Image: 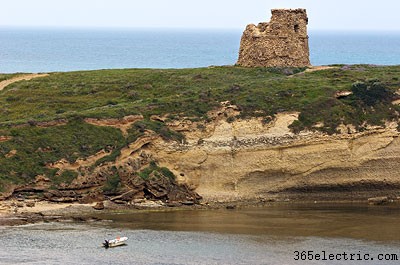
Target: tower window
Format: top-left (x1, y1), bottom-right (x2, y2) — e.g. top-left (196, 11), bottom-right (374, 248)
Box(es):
top-left (294, 24), bottom-right (299, 33)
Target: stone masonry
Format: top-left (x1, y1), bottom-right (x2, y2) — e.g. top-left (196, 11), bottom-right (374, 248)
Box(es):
top-left (237, 9), bottom-right (310, 67)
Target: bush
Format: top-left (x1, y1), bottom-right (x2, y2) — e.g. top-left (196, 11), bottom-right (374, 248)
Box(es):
top-left (127, 120), bottom-right (184, 143)
top-left (103, 173), bottom-right (121, 193)
top-left (290, 80), bottom-right (399, 134)
top-left (351, 80), bottom-right (395, 106)
top-left (52, 170), bottom-right (78, 185)
top-left (138, 161), bottom-right (176, 181)
top-left (160, 167), bottom-right (176, 180)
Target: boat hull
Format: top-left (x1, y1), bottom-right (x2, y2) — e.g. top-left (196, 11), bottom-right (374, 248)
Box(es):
top-left (103, 237), bottom-right (128, 248)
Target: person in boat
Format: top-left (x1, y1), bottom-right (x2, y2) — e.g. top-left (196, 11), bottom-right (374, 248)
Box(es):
top-left (103, 240), bottom-right (110, 249)
top-left (103, 236), bottom-right (127, 248)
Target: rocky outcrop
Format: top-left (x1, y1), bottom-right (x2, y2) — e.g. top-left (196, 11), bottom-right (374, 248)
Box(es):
top-left (47, 149), bottom-right (112, 171)
top-left (108, 173), bottom-right (201, 205)
top-left (367, 196), bottom-right (395, 205)
top-left (93, 201), bottom-right (104, 210)
top-left (237, 9), bottom-right (310, 67)
top-left (9, 155), bottom-right (201, 206)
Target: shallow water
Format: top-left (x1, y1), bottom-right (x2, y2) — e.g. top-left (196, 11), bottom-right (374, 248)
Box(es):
top-left (93, 204), bottom-right (400, 241)
top-left (1, 204), bottom-right (400, 264)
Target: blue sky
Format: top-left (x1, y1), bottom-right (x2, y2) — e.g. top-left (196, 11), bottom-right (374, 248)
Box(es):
top-left (1, 0), bottom-right (399, 31)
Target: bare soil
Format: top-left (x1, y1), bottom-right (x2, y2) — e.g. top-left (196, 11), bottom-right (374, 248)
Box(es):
top-left (0, 74), bottom-right (49, 91)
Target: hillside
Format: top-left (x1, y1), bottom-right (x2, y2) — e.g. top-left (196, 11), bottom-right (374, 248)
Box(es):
top-left (1, 65), bottom-right (400, 205)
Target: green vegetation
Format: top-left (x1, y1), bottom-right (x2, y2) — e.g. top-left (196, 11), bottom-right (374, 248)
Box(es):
top-left (127, 120), bottom-right (184, 143)
top-left (1, 65), bottom-right (399, 126)
top-left (0, 73), bottom-right (21, 82)
top-left (0, 120), bottom-right (125, 187)
top-left (138, 161), bottom-right (176, 181)
top-left (94, 149), bottom-right (122, 167)
top-left (0, 65), bottom-right (400, 190)
top-left (52, 170), bottom-right (79, 185)
top-left (103, 167), bottom-right (121, 193)
top-left (290, 78), bottom-right (400, 134)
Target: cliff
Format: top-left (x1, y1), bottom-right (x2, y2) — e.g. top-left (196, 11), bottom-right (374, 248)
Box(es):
top-left (150, 113), bottom-right (400, 202)
top-left (8, 110), bottom-right (400, 204)
top-left (1, 65), bottom-right (400, 206)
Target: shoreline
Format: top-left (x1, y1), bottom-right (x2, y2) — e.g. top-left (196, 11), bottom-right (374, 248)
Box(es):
top-left (1, 197), bottom-right (396, 227)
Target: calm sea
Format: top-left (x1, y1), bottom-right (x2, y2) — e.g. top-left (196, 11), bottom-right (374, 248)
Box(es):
top-left (2, 204), bottom-right (400, 265)
top-left (0, 28), bottom-right (399, 73)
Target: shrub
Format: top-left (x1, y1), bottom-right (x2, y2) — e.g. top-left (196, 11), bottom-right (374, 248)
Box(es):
top-left (138, 161), bottom-right (176, 181)
top-left (128, 120), bottom-right (184, 143)
top-left (103, 173), bottom-right (121, 193)
top-left (160, 167), bottom-right (176, 180)
top-left (52, 170), bottom-right (78, 185)
top-left (351, 80), bottom-right (395, 106)
top-left (290, 79), bottom-right (398, 134)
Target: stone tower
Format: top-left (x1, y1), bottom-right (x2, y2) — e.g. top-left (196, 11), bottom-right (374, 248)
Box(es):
top-left (237, 9), bottom-right (310, 67)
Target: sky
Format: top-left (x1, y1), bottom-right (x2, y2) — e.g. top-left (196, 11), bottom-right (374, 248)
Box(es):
top-left (1, 0), bottom-right (400, 31)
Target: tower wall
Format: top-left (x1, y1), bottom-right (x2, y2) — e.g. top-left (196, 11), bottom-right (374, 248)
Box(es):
top-left (237, 9), bottom-right (310, 67)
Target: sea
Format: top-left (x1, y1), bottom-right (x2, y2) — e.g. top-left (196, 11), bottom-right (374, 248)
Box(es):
top-left (0, 27), bottom-right (399, 73)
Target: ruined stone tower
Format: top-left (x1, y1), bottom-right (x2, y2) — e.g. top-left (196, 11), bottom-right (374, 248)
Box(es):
top-left (237, 9), bottom-right (310, 67)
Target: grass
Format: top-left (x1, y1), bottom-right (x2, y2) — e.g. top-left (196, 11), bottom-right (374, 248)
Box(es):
top-left (0, 119), bottom-right (125, 189)
top-left (52, 170), bottom-right (78, 185)
top-left (1, 65), bottom-right (400, 190)
top-left (289, 75), bottom-right (400, 134)
top-left (0, 67), bottom-right (308, 124)
top-left (0, 73), bottom-right (22, 82)
top-left (0, 65), bottom-right (399, 126)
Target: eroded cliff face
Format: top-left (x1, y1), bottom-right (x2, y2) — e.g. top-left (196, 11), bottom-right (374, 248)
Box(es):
top-left (148, 113), bottom-right (400, 202)
top-left (6, 109), bottom-right (400, 204)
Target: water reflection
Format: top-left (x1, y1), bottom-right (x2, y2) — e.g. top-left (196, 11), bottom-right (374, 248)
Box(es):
top-left (1, 203), bottom-right (400, 265)
top-left (94, 203), bottom-right (400, 242)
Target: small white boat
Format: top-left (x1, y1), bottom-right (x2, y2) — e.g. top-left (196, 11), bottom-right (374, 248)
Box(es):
top-left (103, 236), bottom-right (128, 248)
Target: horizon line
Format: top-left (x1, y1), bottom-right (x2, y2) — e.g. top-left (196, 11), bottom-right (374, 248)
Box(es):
top-left (1, 25), bottom-right (400, 32)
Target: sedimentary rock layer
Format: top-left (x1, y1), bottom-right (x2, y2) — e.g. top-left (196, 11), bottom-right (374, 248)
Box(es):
top-left (151, 114), bottom-right (400, 202)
